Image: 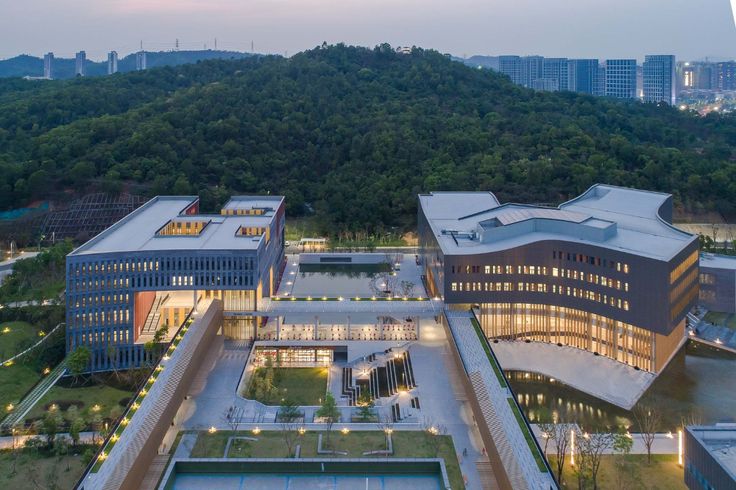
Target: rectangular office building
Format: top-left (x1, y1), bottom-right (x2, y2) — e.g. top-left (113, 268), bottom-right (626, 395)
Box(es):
top-left (605, 59), bottom-right (637, 99)
top-left (66, 196), bottom-right (285, 371)
top-left (643, 55), bottom-right (676, 105)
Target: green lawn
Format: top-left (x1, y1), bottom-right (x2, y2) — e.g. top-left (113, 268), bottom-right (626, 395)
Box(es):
top-left (549, 454), bottom-right (685, 489)
top-left (0, 445), bottom-right (93, 490)
top-left (703, 311), bottom-right (736, 330)
top-left (0, 363), bottom-right (42, 413)
top-left (191, 430), bottom-right (465, 489)
top-left (25, 382), bottom-right (134, 426)
top-left (246, 367), bottom-right (328, 405)
top-left (0, 321), bottom-right (43, 360)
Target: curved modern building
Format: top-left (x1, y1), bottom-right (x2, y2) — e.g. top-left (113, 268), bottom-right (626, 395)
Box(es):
top-left (419, 184), bottom-right (699, 373)
top-left (66, 196), bottom-right (285, 372)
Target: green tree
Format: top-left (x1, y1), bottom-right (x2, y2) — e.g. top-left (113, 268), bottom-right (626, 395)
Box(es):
top-left (42, 408), bottom-right (63, 449)
top-left (67, 405), bottom-right (85, 447)
top-left (356, 391), bottom-right (375, 422)
top-left (279, 398), bottom-right (303, 457)
top-left (67, 346), bottom-right (91, 385)
top-left (316, 392), bottom-right (340, 449)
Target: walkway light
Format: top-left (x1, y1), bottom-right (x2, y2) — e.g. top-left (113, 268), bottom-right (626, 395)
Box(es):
top-left (92, 404), bottom-right (101, 412)
top-left (570, 430), bottom-right (575, 466)
top-left (298, 427), bottom-right (306, 435)
top-left (208, 426), bottom-right (217, 434)
top-left (38, 331), bottom-right (45, 337)
top-left (121, 417), bottom-right (129, 426)
top-left (252, 427), bottom-right (261, 435)
top-left (341, 427), bottom-right (350, 435)
top-left (42, 367), bottom-right (50, 375)
top-left (2, 327), bottom-right (10, 334)
top-left (5, 403), bottom-right (13, 412)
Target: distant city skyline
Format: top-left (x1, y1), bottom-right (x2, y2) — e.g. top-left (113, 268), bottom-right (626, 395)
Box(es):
top-left (1, 0), bottom-right (735, 61)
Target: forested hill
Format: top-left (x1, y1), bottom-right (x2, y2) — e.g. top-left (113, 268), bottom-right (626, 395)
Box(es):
top-left (0, 43), bottom-right (735, 235)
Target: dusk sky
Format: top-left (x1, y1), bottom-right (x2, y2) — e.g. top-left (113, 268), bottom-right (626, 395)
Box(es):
top-left (1, 0), bottom-right (735, 61)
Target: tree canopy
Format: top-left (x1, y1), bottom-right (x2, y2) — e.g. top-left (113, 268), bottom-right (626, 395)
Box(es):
top-left (1, 43), bottom-right (735, 235)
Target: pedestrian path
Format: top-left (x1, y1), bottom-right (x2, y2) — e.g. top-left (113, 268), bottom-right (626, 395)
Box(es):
top-left (1, 361), bottom-right (66, 428)
top-left (444, 309), bottom-right (556, 490)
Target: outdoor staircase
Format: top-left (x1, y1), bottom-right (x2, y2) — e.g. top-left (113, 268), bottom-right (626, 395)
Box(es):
top-left (475, 459), bottom-right (499, 490)
top-left (1, 361), bottom-right (66, 428)
top-left (139, 454), bottom-right (170, 490)
top-left (142, 294), bottom-right (169, 335)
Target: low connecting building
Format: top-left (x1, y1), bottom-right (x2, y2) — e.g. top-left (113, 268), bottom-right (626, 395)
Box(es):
top-left (685, 425), bottom-right (736, 490)
top-left (418, 184), bottom-right (699, 373)
top-left (66, 196), bottom-right (285, 371)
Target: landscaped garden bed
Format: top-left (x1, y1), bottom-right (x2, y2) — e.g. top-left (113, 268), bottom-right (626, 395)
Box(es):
top-left (245, 367), bottom-right (328, 406)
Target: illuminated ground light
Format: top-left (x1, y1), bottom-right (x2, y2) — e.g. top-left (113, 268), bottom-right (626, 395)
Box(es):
top-left (252, 427), bottom-right (261, 435)
top-left (341, 427), bottom-right (350, 435)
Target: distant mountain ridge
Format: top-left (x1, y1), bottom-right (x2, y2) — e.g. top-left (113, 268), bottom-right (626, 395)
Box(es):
top-left (0, 50), bottom-right (253, 79)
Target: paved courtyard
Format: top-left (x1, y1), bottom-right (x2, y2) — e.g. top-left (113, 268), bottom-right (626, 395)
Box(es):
top-left (173, 321), bottom-right (485, 489)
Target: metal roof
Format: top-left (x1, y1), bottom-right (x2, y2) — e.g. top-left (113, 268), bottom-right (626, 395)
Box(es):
top-left (69, 195), bottom-right (283, 256)
top-left (419, 184), bottom-right (696, 261)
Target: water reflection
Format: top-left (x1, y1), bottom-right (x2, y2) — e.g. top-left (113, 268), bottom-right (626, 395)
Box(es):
top-left (507, 341), bottom-right (736, 431)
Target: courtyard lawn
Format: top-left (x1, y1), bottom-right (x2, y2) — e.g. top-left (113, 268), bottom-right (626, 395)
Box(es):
top-left (25, 382), bottom-right (134, 426)
top-left (246, 367), bottom-right (328, 406)
top-left (703, 311), bottom-right (736, 330)
top-left (0, 446), bottom-right (92, 489)
top-left (0, 363), bottom-right (42, 413)
top-left (0, 321), bottom-right (42, 361)
top-left (191, 430), bottom-right (464, 490)
top-left (548, 454), bottom-right (685, 489)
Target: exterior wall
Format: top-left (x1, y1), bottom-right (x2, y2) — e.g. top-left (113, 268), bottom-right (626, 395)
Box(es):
top-left (420, 232), bottom-right (698, 373)
top-left (685, 427), bottom-right (736, 490)
top-left (699, 265), bottom-right (736, 314)
top-left (417, 201), bottom-right (445, 299)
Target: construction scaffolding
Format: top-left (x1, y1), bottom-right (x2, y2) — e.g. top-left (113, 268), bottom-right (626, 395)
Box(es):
top-left (41, 193), bottom-right (147, 242)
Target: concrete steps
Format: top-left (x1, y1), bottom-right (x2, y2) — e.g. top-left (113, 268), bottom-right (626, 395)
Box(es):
top-left (476, 459), bottom-right (499, 490)
top-left (139, 454), bottom-right (170, 490)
